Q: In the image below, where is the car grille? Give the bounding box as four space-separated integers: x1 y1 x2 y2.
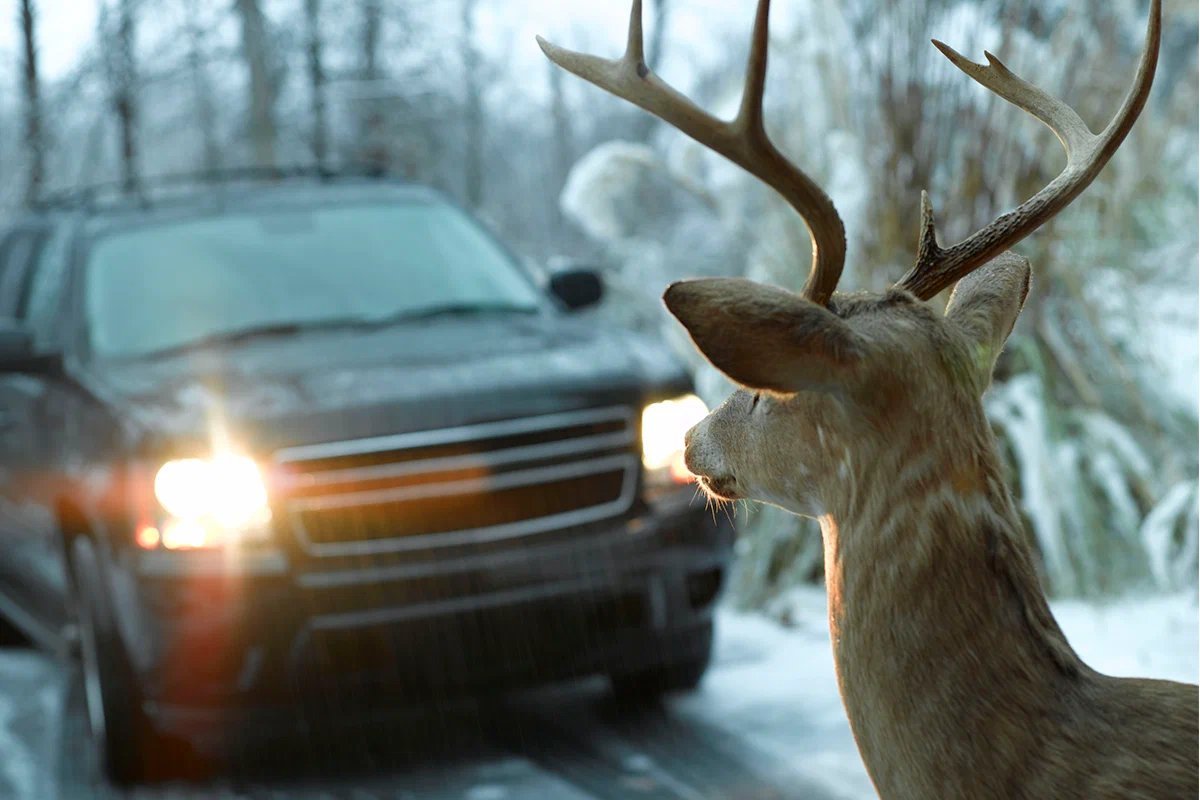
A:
272 407 639 556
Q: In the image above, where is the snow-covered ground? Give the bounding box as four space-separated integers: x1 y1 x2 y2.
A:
690 589 1200 800
0 588 1193 798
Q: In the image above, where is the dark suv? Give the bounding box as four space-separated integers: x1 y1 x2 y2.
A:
0 173 733 783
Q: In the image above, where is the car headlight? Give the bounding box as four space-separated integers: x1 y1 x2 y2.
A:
641 394 708 489
144 453 271 550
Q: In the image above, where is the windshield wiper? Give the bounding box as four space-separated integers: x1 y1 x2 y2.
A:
128 304 540 361
132 317 369 360
359 302 540 326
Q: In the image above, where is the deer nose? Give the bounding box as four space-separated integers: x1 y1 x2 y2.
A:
683 425 696 449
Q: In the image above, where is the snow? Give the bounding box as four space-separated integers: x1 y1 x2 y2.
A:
1141 482 1200 590
0 589 1191 797
987 374 1077 592
686 587 1199 799
1142 281 1200 415
681 589 874 799
560 142 663 244
0 651 60 800
1052 592 1199 683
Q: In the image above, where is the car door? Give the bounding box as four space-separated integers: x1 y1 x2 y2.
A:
0 224 68 646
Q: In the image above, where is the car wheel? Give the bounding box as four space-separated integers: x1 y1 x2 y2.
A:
609 621 714 702
0 613 29 648
71 537 152 786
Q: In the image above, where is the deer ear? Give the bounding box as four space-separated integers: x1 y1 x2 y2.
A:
663 278 862 393
944 252 1031 383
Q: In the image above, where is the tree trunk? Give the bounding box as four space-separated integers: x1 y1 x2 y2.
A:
236 0 276 169
461 0 484 208
19 0 45 205
185 0 220 173
113 0 139 192
304 0 328 167
547 58 574 226
361 0 381 82
357 0 388 172
630 0 669 142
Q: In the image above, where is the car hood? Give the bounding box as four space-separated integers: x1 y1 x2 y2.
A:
90 314 691 453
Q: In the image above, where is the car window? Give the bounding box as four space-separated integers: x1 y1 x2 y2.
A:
23 227 72 351
84 200 544 360
0 230 46 320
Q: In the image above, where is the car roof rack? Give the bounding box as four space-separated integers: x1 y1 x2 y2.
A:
30 164 399 213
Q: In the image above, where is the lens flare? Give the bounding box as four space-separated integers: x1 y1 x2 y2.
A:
135 524 161 550
642 394 708 472
152 453 271 549
161 517 209 550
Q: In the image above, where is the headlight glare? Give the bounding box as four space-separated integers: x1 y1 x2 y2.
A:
641 394 708 482
151 454 271 548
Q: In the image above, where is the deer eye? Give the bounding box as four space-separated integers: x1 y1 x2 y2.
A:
749 392 761 412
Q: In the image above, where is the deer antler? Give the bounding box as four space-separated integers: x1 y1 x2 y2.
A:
896 0 1162 300
537 0 847 307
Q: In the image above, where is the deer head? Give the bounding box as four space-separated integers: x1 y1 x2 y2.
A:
539 0 1160 519
662 259 1031 518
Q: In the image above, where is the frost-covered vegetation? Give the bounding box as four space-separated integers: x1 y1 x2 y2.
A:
1 0 1194 602
557 0 1199 602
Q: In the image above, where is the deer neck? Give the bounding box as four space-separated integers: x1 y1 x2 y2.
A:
818 424 1086 797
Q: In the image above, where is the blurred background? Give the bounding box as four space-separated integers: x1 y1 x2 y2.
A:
0 0 1196 796
3 0 1195 607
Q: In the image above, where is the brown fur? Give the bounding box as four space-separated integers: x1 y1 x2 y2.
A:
668 255 1199 799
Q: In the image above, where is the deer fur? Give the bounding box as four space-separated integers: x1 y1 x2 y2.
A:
668 254 1199 799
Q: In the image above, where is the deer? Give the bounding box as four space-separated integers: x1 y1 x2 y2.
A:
539 1 1198 798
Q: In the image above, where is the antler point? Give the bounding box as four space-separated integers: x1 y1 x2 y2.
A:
626 0 646 62
535 35 561 60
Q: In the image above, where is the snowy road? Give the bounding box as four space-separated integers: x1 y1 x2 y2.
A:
0 605 872 800
1 591 1194 800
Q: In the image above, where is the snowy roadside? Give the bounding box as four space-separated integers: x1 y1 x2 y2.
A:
683 588 1200 800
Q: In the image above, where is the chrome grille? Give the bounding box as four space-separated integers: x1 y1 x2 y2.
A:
273 407 638 556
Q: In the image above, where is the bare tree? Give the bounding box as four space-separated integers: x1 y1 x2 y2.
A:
19 0 45 205
304 0 328 167
235 0 277 168
630 0 670 142
356 0 389 171
361 0 381 83
100 0 140 192
461 0 485 207
546 57 575 225
185 0 220 173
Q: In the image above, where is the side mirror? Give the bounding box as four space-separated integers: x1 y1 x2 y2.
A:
0 321 62 375
549 267 604 311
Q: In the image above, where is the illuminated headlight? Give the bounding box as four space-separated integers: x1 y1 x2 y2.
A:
641 394 708 488
146 454 271 550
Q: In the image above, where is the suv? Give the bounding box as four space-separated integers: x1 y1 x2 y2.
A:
0 172 733 783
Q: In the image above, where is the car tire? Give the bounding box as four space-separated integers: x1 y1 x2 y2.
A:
70 537 153 786
609 621 714 702
0 613 30 648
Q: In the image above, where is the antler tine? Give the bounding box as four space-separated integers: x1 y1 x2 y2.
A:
737 0 771 135
897 0 1162 301
625 0 646 65
538 0 847 307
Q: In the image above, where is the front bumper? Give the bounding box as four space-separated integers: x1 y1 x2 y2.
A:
118 492 733 717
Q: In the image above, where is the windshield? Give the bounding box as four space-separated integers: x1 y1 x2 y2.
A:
84 201 543 359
